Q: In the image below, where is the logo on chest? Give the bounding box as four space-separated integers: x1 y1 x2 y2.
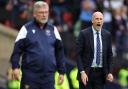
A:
45 29 51 36
32 29 36 34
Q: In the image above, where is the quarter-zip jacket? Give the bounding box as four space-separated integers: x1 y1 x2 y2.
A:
10 20 65 83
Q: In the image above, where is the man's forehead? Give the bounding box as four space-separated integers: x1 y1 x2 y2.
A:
93 12 103 16
37 7 49 11
93 12 103 18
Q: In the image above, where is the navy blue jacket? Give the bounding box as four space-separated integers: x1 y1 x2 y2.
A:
10 20 66 83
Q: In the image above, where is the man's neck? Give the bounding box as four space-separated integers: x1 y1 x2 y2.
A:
34 19 47 29
92 26 101 32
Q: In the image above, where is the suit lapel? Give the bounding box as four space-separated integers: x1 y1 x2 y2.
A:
101 29 106 57
89 28 94 52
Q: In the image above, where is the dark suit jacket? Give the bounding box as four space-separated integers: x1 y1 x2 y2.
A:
76 27 113 82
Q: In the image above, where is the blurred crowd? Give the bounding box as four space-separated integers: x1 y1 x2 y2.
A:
0 0 128 89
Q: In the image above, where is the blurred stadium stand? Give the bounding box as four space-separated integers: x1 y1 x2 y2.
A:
0 24 18 88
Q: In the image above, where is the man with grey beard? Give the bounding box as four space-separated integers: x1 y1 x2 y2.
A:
10 1 66 89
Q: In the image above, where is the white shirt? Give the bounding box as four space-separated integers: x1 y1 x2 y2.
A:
91 26 103 67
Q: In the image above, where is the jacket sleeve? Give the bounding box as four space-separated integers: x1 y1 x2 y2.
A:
76 31 85 72
10 26 27 69
107 32 113 73
54 26 66 74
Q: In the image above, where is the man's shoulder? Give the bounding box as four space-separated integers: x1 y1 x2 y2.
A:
47 22 54 28
47 22 54 26
21 20 36 32
24 20 34 28
102 28 111 36
46 22 56 32
80 27 92 34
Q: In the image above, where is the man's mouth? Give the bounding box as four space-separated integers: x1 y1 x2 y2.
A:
97 24 101 26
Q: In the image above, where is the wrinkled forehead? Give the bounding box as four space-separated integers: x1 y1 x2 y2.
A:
92 12 103 19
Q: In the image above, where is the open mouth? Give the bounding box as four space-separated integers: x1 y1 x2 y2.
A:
97 24 101 26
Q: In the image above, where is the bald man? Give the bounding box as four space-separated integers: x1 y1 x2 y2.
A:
76 11 113 89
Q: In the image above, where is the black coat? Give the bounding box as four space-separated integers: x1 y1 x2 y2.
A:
76 27 113 81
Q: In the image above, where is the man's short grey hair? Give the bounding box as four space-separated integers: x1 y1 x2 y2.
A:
33 1 49 12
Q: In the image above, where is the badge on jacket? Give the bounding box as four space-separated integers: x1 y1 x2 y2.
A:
32 29 36 34
45 29 51 36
